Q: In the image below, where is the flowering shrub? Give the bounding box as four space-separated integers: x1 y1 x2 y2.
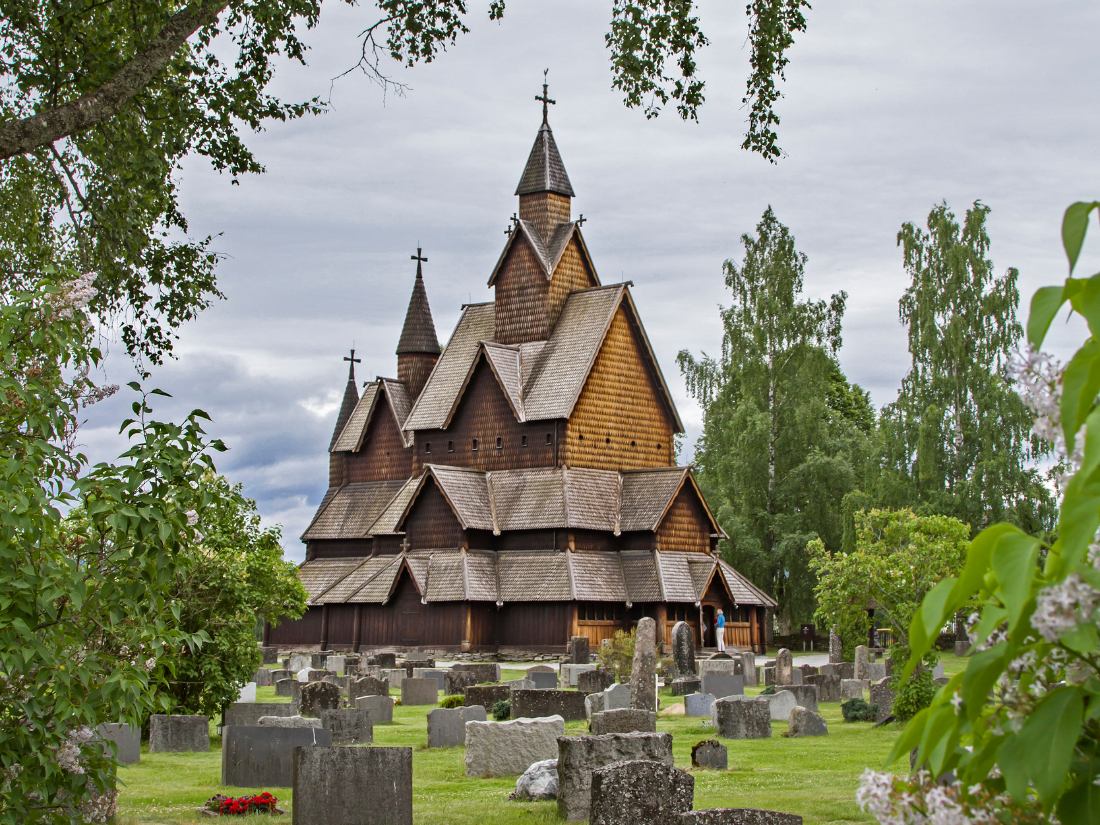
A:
215 792 278 816
860 203 1100 821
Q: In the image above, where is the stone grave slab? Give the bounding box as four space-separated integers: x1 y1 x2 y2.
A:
292 746 412 825
222 725 330 787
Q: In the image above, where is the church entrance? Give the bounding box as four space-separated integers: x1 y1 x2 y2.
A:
391 574 422 646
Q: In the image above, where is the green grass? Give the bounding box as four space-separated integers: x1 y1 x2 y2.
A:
117 657 969 824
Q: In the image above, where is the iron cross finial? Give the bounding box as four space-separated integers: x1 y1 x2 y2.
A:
343 347 362 380
505 213 518 237
535 68 555 124
577 214 587 227
411 245 427 277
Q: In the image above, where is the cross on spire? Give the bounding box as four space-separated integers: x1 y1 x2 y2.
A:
535 68 555 125
343 347 361 380
411 245 428 274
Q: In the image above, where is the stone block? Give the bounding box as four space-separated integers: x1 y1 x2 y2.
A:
763 690 797 722
528 670 559 690
452 662 501 683
787 707 828 737
428 705 487 748
400 677 438 706
512 689 587 721
578 669 615 694
349 675 390 702
96 723 140 765
589 709 656 735
691 740 727 770
275 679 300 701
464 715 566 777
835 662 855 680
740 652 757 686
355 694 395 724
443 669 480 696
149 714 209 753
805 674 841 702
320 708 373 745
306 668 330 683
840 679 868 701
783 684 819 713
412 667 447 691
222 725 330 787
763 665 775 686
511 758 558 801
698 659 742 678
287 653 311 673
670 676 701 696
671 620 696 677
589 759 694 825
798 664 819 680
464 683 510 709
299 681 342 717
326 654 347 676
292 746 412 825
568 635 591 664
702 671 744 699
684 692 715 718
869 677 894 722
774 649 793 686
258 715 321 728
254 668 274 687
561 663 598 687
866 662 887 682
629 617 657 711
237 682 257 703
556 732 674 821
680 809 803 824
223 702 297 729
712 697 771 739
854 645 870 680
383 668 406 688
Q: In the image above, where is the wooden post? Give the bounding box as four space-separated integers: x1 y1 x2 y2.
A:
569 604 580 640
352 605 362 652
748 605 759 654
262 620 271 646
462 604 473 652
655 603 668 653
319 605 329 651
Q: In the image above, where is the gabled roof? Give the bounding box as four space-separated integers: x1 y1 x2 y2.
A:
297 557 365 605
486 220 596 286
332 378 414 452
397 465 494 532
515 122 574 197
621 467 725 537
301 479 409 541
329 375 360 451
718 558 778 608
397 263 441 355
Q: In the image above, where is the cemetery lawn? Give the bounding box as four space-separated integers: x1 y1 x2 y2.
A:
117 656 966 824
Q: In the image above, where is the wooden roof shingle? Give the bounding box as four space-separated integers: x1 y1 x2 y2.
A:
301 479 408 541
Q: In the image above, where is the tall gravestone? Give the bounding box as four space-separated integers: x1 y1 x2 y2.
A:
589 760 695 825
299 681 342 717
292 746 412 825
568 636 591 664
828 628 843 664
629 617 657 711
775 649 793 686
740 652 757 686
671 620 695 677
854 645 870 681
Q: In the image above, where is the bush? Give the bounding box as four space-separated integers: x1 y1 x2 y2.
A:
490 699 511 721
656 656 677 679
841 698 877 722
596 629 636 683
760 684 776 695
890 659 936 722
439 694 465 709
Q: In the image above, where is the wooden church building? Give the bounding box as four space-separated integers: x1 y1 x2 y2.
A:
267 91 776 654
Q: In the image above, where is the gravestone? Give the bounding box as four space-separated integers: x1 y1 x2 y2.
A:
261 646 279 664
671 620 696 677
223 702 297 729
528 670 559 690
712 697 771 739
763 690 797 722
401 677 438 706
464 715 566 777
292 746 412 825
236 682 257 703
96 723 140 765
680 810 803 824
253 668 274 687
691 739 728 770
589 760 694 825
452 662 501 682
511 759 559 801
865 662 887 682
840 679 868 701
350 675 389 702
320 708 373 745
787 707 828 737
505 678 535 691
698 659 741 679
412 667 447 691
372 652 398 669
578 669 615 695
270 668 291 684
310 652 329 669
383 668 406 688
806 674 841 702
685 692 715 718
464 684 510 709
775 649 793 686
306 668 330 683
561 663 598 687
556 731 674 821
275 678 300 701
782 684 819 713
402 655 435 676
670 676 701 696
511 689 587 721
427 705 487 748
763 665 775 687
222 725 330 787
798 664 819 681
629 617 658 711
287 653 311 673
702 671 744 699
589 709 656 735
828 629 843 664
298 681 342 717
869 677 894 722
835 662 855 680
740 652 757 686
149 714 208 753
326 654 347 676
443 669 479 696
568 635 591 664
854 645 870 680
355 694 394 724
258 715 321 728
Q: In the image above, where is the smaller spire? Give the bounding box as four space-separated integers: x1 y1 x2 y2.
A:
329 350 360 451
515 70 574 198
397 248 441 356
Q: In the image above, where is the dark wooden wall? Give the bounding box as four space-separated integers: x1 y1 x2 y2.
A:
308 539 376 560
494 237 550 344
404 481 464 548
547 235 598 331
345 400 412 482
268 606 323 646
656 486 713 553
398 353 437 403
494 602 571 647
565 305 676 471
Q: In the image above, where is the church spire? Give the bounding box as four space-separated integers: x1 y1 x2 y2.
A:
515 70 575 198
329 348 361 452
397 248 441 402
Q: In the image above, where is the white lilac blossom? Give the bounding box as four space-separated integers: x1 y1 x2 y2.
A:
79 788 119 824
1009 348 1081 490
185 510 199 526
1031 573 1100 642
53 272 97 318
54 727 94 775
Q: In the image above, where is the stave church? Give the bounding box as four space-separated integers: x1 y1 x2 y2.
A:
266 86 776 654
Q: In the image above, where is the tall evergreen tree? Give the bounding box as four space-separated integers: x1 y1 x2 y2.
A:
678 207 873 629
877 201 1054 533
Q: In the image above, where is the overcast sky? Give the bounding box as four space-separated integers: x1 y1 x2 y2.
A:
79 1 1099 562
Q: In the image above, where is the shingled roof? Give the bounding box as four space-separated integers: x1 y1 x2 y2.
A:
515 122 574 197
397 262 441 355
301 479 409 541
486 220 595 286
329 372 360 451
332 378 413 452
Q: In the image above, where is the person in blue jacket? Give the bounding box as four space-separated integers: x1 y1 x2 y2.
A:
715 608 727 653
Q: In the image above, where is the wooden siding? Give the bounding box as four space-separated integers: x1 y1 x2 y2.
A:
345 399 412 482
495 602 571 647
565 306 676 470
268 606 323 646
404 480 464 549
547 236 597 331
307 539 375 560
656 486 713 553
494 238 550 345
398 352 437 404
414 361 558 473
519 192 571 241
328 452 347 488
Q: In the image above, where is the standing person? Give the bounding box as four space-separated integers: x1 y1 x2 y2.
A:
715 608 727 653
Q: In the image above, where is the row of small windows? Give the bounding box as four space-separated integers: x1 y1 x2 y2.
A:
423 433 554 454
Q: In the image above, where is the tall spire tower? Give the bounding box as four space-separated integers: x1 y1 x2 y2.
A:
515 69 574 241
396 247 441 402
